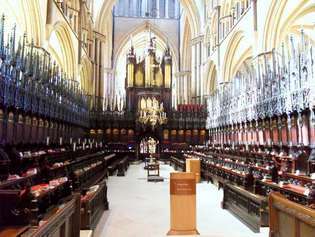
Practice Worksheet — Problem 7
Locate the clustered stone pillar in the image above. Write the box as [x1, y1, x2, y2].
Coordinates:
[191, 36, 204, 104]
[175, 71, 191, 105]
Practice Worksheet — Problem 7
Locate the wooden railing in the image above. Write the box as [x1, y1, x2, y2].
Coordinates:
[222, 183, 268, 233]
[269, 192, 315, 237]
[20, 194, 81, 237]
[80, 181, 108, 230]
[169, 156, 186, 171]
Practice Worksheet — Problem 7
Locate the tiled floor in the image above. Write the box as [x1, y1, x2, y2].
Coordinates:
[94, 163, 269, 237]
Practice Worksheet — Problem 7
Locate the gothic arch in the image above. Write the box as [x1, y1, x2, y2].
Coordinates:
[204, 62, 217, 95]
[222, 30, 252, 82]
[80, 56, 93, 94]
[209, 9, 218, 52]
[0, 0, 43, 45]
[95, 0, 116, 33]
[179, 0, 201, 37]
[25, 0, 43, 45]
[263, 0, 315, 51]
[113, 22, 179, 70]
[181, 16, 192, 71]
[48, 22, 76, 77]
[95, 0, 201, 37]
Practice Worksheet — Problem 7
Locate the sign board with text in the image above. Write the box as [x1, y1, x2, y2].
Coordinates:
[167, 172, 199, 235]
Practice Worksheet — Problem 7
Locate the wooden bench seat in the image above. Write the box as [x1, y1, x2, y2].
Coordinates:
[80, 181, 108, 230]
[222, 183, 269, 233]
[108, 159, 121, 176]
[117, 157, 129, 176]
[169, 156, 186, 171]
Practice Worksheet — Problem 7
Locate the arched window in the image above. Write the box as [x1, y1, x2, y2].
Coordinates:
[128, 0, 133, 16]
[141, 0, 147, 17]
[168, 0, 175, 18]
[137, 0, 142, 16]
[118, 0, 125, 16]
[114, 0, 178, 18]
[159, 0, 165, 18]
[150, 0, 157, 17]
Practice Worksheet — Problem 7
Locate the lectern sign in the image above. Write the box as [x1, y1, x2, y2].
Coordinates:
[167, 172, 199, 235]
[170, 179, 196, 195]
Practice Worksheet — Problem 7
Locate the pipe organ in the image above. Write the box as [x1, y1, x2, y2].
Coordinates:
[125, 38, 172, 113]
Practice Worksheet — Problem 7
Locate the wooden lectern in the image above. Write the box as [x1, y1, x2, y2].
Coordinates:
[186, 159, 201, 183]
[167, 172, 199, 235]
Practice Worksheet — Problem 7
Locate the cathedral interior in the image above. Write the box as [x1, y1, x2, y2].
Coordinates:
[0, 0, 314, 237]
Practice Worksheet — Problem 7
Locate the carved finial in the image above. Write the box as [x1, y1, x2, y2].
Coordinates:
[21, 33, 27, 70]
[290, 35, 296, 59]
[0, 14, 5, 58]
[300, 29, 305, 52]
[35, 52, 40, 79]
[10, 24, 16, 56]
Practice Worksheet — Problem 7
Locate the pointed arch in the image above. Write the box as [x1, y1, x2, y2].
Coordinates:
[222, 30, 252, 82]
[231, 47, 252, 79]
[48, 22, 76, 77]
[95, 0, 201, 37]
[0, 0, 43, 45]
[263, 0, 315, 50]
[204, 62, 217, 95]
[179, 0, 201, 37]
[80, 56, 93, 94]
[181, 16, 192, 71]
[113, 22, 179, 70]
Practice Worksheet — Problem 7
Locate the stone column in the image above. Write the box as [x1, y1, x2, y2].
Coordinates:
[187, 72, 191, 103]
[180, 73, 184, 104]
[98, 40, 104, 99]
[252, 0, 257, 31]
[198, 40, 204, 104]
[191, 36, 204, 104]
[94, 37, 99, 98]
[183, 73, 187, 103]
[175, 73, 179, 105]
[196, 42, 200, 103]
[191, 42, 196, 103]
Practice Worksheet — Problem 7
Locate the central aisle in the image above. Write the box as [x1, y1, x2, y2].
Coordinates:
[94, 163, 269, 237]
